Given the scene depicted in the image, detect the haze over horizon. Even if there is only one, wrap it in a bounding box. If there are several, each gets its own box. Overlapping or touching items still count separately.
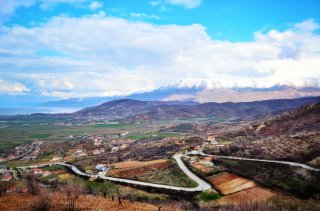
[0,0,320,108]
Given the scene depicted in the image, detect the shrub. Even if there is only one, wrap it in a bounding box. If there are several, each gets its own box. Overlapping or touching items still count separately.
[199,192,220,202]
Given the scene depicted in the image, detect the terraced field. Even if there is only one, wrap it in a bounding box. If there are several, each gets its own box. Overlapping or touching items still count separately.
[191,162,214,173]
[216,187,275,205]
[206,172,257,195]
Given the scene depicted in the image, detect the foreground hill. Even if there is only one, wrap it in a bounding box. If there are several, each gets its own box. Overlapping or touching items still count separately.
[210,102,320,165]
[254,103,320,136]
[72,96,320,120]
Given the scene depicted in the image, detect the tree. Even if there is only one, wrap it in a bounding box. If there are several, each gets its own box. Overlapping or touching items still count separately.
[116,188,122,205]
[30,188,52,211]
[0,181,11,196]
[26,175,40,195]
[64,180,85,211]
[100,182,109,198]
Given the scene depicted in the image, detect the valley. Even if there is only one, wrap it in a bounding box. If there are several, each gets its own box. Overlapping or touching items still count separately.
[0,97,320,210]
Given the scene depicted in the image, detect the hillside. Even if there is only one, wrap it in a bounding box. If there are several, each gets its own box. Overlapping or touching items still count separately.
[209,103,320,165]
[253,103,320,136]
[72,96,320,121]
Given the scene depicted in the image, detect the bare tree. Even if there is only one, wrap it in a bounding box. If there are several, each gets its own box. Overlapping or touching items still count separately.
[29,188,52,211]
[26,174,40,195]
[64,180,85,211]
[0,181,11,196]
[116,188,122,205]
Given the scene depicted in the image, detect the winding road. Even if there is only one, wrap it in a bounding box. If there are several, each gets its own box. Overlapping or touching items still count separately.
[15,150,320,193]
[17,153,212,192]
[0,145,35,163]
[187,151,320,172]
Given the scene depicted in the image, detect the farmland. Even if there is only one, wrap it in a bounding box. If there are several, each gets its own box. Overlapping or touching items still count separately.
[215,159,320,199]
[108,159,172,178]
[108,159,198,188]
[0,118,184,151]
[206,172,257,195]
[215,187,275,205]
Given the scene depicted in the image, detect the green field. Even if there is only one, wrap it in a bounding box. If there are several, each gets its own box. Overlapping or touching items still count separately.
[0,114,206,151]
[93,123,133,128]
[0,117,188,150]
[127,133,179,140]
[30,133,52,139]
[136,160,197,188]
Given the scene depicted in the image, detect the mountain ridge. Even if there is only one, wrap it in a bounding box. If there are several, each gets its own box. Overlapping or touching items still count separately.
[72,96,320,121]
[39,85,320,108]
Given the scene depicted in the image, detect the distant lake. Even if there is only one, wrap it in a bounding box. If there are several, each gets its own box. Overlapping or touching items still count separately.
[0,107,82,115]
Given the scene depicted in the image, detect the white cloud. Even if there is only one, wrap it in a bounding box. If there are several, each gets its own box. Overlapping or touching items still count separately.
[151,0,200,10]
[0,79,29,94]
[168,0,202,9]
[0,0,34,20]
[0,16,319,98]
[294,19,319,33]
[0,0,89,21]
[89,1,103,10]
[130,13,160,20]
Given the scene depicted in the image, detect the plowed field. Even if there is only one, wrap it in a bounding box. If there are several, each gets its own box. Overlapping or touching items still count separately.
[216,187,275,205]
[206,172,257,195]
[108,159,171,178]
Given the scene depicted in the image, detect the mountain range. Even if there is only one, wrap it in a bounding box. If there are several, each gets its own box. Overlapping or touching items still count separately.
[39,84,320,109]
[70,96,320,121]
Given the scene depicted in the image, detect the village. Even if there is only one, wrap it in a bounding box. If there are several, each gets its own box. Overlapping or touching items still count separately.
[0,132,226,194]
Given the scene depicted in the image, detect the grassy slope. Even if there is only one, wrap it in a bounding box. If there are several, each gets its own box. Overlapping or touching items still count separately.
[135,160,198,188]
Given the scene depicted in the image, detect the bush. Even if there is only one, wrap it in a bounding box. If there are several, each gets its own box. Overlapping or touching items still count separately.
[199,192,220,202]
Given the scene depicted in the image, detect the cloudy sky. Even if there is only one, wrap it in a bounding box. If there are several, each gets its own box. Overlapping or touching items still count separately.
[0,0,320,105]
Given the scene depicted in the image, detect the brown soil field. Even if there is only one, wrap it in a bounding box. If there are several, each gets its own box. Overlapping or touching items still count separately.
[0,193,173,211]
[191,162,214,173]
[207,172,257,195]
[111,159,168,168]
[216,187,275,205]
[108,159,171,178]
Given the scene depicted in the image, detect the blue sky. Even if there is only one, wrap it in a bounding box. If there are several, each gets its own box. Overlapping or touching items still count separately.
[5,0,320,41]
[0,0,320,106]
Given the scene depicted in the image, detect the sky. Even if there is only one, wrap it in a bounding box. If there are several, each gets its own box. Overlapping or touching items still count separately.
[0,0,320,105]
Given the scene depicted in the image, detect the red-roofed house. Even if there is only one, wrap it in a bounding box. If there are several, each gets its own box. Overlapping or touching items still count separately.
[1,173,12,181]
[33,168,43,174]
[20,187,28,194]
[8,154,16,160]
[7,187,17,193]
[42,171,51,177]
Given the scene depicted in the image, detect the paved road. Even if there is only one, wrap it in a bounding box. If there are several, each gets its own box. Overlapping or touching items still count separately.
[187,151,320,172]
[17,153,212,192]
[0,145,35,163]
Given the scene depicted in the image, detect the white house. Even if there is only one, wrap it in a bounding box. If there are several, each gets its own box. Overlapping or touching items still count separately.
[93,149,101,155]
[96,164,108,172]
[199,160,214,167]
[51,155,62,161]
[111,147,119,153]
